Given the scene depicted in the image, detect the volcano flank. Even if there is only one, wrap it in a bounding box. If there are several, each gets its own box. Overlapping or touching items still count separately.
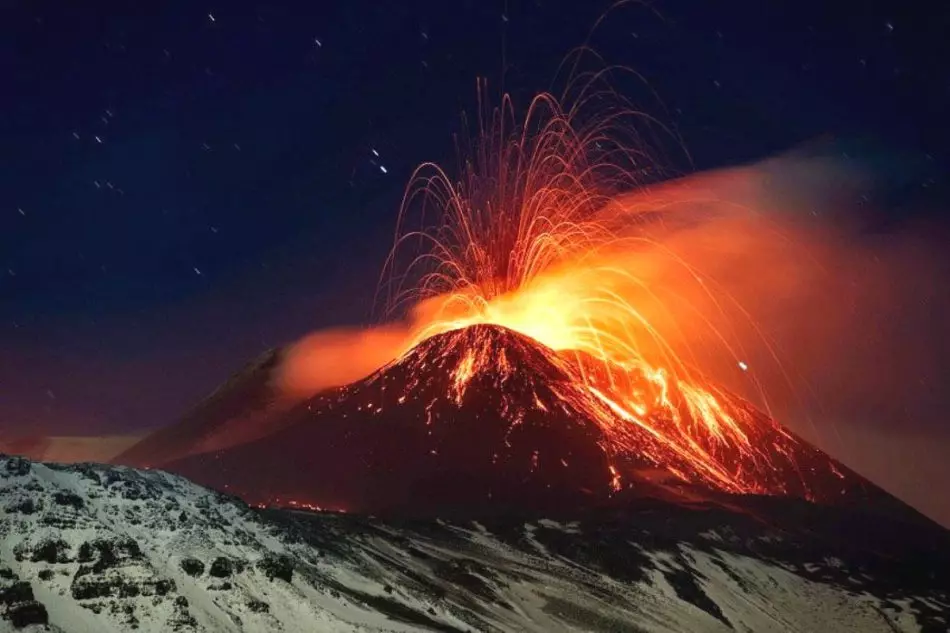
[116,324,894,518]
[161,325,612,515]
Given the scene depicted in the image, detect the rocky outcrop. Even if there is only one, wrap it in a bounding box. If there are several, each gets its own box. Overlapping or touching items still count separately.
[0,567,48,629]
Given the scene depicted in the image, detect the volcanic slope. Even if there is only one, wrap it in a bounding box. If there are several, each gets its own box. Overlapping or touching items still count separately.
[166,324,884,516]
[169,325,614,515]
[2,454,949,633]
[115,348,288,469]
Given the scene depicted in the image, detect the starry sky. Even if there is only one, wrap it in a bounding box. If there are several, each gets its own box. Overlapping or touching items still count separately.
[1,0,948,445]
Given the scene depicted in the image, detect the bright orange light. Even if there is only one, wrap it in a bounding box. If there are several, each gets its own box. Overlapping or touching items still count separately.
[377,75,827,499]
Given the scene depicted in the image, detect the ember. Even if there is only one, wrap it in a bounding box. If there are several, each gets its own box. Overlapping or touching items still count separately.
[377,78,839,499]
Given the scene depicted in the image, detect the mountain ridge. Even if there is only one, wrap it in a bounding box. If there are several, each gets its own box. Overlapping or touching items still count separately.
[115,348,288,469]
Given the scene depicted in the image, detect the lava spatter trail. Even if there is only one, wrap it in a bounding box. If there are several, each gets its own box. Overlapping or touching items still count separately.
[377,76,858,504]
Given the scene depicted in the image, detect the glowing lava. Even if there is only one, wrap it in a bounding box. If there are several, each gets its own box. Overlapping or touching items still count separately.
[379,79,832,499]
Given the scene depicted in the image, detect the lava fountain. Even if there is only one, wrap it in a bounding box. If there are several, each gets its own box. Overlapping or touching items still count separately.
[367,73,836,499]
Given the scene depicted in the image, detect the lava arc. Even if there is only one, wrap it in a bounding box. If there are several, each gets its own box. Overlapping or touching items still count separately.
[376,77,833,502]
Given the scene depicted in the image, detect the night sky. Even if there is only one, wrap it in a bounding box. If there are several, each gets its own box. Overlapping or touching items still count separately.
[2,0,947,452]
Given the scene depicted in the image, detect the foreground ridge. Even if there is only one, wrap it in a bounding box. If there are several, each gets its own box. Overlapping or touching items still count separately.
[1,454,948,632]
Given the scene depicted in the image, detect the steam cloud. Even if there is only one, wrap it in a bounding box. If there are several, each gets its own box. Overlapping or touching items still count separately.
[276,295,454,398]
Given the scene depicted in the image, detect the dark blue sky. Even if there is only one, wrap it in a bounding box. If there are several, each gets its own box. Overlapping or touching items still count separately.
[1,0,947,435]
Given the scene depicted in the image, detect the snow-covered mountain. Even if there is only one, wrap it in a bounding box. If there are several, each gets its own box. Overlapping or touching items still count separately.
[2,454,948,632]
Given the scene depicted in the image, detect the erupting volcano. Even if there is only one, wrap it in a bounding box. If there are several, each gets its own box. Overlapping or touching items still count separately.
[123,76,893,517]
